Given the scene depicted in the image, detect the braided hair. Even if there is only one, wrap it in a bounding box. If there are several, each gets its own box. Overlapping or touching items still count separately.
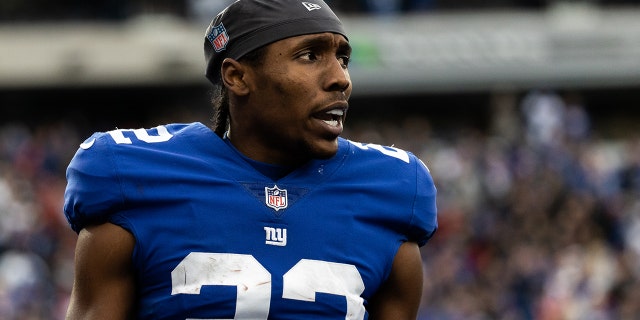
[211,85,230,137]
[211,46,267,137]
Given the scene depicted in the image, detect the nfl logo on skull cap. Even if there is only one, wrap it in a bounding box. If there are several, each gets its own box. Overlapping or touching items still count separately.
[265,185,288,211]
[207,23,229,52]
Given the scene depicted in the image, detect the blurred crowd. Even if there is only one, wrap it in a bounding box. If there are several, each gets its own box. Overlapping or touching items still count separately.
[0,122,78,319]
[1,88,640,319]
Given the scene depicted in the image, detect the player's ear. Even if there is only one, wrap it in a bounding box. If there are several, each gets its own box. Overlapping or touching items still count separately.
[221,58,250,96]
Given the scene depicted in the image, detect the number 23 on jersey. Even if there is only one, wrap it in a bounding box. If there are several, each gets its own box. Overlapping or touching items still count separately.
[171,253,366,320]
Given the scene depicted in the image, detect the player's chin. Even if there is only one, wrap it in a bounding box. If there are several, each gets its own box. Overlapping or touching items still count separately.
[308,138,340,160]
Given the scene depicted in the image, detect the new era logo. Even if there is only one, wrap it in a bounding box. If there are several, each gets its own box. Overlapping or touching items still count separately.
[302,2,321,11]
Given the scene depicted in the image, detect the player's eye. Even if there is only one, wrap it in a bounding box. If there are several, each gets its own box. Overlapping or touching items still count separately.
[299,51,318,61]
[338,55,350,68]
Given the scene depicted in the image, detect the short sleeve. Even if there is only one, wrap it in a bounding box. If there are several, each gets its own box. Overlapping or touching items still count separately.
[408,156,438,246]
[63,133,123,233]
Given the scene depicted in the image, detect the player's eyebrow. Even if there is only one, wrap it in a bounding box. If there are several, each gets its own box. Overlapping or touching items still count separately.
[295,33,351,54]
[338,40,352,55]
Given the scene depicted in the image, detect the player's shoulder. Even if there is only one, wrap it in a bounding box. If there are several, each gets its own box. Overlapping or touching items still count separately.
[337,137,433,183]
[72,122,215,162]
[82,122,210,150]
[68,122,217,183]
[64,122,216,233]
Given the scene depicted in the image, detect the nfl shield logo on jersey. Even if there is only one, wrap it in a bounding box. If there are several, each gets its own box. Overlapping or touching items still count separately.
[265,185,288,211]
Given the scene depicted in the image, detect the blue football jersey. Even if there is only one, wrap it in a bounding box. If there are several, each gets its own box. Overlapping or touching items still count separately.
[64,122,437,320]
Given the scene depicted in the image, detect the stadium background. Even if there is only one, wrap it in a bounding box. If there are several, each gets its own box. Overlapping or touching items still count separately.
[1,0,640,319]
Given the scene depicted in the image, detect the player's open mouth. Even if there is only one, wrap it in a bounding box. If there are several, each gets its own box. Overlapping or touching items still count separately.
[314,108,344,128]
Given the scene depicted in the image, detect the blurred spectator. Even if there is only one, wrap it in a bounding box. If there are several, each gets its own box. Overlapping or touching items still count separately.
[520,89,566,148]
[563,91,591,142]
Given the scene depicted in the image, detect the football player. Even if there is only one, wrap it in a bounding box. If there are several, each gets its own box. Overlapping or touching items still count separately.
[63,0,438,319]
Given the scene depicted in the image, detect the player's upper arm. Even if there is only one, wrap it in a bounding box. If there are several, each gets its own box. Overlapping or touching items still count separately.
[66,223,136,320]
[367,241,423,320]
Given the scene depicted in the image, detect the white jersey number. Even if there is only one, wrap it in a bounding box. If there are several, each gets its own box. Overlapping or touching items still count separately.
[348,141,410,163]
[108,126,173,144]
[171,253,366,320]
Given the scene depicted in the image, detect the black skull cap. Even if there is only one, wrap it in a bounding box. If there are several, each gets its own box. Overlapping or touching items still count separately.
[204,0,347,84]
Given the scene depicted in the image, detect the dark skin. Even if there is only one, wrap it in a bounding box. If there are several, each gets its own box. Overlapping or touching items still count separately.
[66,223,136,319]
[223,32,352,167]
[66,32,424,320]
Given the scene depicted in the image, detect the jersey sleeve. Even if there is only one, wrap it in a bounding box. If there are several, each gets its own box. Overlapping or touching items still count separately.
[63,132,123,233]
[408,155,438,246]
